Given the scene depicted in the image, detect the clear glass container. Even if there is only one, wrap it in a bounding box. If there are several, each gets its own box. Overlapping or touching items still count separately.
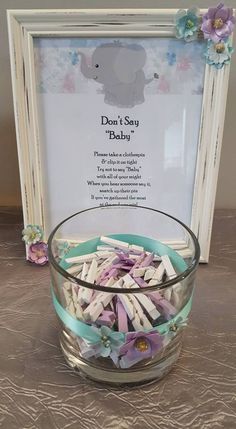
[48,205,200,385]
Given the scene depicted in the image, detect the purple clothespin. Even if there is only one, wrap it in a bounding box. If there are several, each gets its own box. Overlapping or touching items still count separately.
[148,292,177,318]
[133,277,148,288]
[140,252,154,267]
[129,252,146,274]
[96,310,116,328]
[116,298,129,332]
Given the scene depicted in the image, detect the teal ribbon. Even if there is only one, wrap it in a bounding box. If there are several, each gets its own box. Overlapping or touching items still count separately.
[51,234,193,342]
[51,287,193,340]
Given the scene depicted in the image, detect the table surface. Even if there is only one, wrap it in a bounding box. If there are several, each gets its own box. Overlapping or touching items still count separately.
[0,208,235,429]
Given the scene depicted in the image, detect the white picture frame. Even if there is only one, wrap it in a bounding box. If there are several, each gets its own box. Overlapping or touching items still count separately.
[7,8,233,262]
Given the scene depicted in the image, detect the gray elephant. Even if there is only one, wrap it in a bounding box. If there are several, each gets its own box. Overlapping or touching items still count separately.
[78,42,152,108]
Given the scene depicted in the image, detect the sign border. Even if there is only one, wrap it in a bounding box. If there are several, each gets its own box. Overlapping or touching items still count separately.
[7,8,233,262]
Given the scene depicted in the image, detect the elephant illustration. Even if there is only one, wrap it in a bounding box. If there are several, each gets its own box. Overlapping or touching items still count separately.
[78,42,152,108]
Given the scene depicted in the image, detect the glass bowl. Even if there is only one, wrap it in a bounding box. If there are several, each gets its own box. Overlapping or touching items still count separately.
[48,205,200,385]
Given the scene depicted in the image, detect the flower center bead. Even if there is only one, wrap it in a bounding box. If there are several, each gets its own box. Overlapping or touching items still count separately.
[169,323,178,332]
[134,337,150,352]
[186,19,194,29]
[101,335,111,348]
[213,18,224,29]
[215,43,225,53]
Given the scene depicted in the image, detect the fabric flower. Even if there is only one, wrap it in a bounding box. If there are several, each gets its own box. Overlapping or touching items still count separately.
[201,3,235,43]
[22,224,43,244]
[56,241,70,260]
[27,241,48,265]
[79,326,124,361]
[205,39,233,69]
[175,8,200,42]
[119,331,163,369]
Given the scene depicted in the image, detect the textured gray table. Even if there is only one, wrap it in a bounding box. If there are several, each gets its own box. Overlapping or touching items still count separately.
[0,208,235,429]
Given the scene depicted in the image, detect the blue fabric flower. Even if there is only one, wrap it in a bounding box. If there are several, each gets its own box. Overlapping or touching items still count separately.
[175,7,200,42]
[95,326,124,357]
[22,224,43,244]
[205,39,233,69]
[79,326,124,361]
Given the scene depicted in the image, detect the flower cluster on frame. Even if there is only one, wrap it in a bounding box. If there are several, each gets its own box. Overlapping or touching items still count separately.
[22,224,48,265]
[175,3,235,69]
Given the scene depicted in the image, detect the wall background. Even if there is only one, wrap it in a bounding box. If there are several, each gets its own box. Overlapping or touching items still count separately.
[0,0,235,208]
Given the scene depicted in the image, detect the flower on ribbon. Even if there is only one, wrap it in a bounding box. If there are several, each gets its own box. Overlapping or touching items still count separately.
[175,8,200,42]
[22,224,43,245]
[164,317,188,344]
[27,241,48,266]
[79,325,124,363]
[119,331,163,369]
[201,3,235,43]
[205,39,233,69]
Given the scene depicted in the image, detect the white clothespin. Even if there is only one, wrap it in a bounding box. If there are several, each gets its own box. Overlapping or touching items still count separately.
[69,284,84,320]
[102,277,117,288]
[118,277,156,329]
[65,252,97,264]
[66,264,83,276]
[133,267,147,278]
[148,263,165,285]
[81,259,98,304]
[100,236,129,251]
[127,295,153,330]
[117,293,152,330]
[129,244,144,253]
[96,251,116,260]
[132,290,160,320]
[122,274,136,288]
[161,255,177,279]
[96,245,116,252]
[83,291,113,322]
[96,254,119,278]
[83,277,119,321]
[144,267,156,281]
[77,262,89,304]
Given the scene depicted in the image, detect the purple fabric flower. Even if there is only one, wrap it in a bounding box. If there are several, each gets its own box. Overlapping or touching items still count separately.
[119,331,163,369]
[27,241,48,265]
[201,3,235,43]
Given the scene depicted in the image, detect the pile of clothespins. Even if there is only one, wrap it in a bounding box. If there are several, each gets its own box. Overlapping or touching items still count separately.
[62,236,181,333]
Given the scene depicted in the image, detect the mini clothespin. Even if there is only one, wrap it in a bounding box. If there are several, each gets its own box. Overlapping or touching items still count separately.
[116,298,128,332]
[148,262,165,285]
[96,310,116,328]
[83,278,122,321]
[81,258,98,304]
[100,236,129,251]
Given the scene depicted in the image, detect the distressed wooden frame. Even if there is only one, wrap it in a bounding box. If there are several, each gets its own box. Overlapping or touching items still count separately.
[7,9,233,262]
